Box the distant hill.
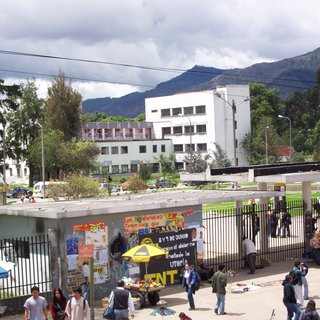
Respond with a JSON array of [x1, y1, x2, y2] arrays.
[[83, 48, 320, 117]]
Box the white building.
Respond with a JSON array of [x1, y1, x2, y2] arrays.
[[82, 122, 172, 175], [145, 85, 251, 169]]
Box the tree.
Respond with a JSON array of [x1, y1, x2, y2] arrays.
[[0, 79, 21, 188], [155, 153, 176, 178], [210, 143, 231, 168], [45, 73, 82, 140], [6, 79, 44, 185], [138, 162, 152, 182], [125, 173, 147, 193], [184, 151, 209, 173]]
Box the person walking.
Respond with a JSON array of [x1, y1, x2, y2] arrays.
[[281, 210, 291, 238], [300, 262, 309, 300], [24, 286, 48, 320], [282, 274, 301, 320], [211, 264, 227, 316], [50, 288, 67, 320], [301, 300, 320, 320], [108, 279, 135, 320], [181, 263, 197, 311], [65, 287, 89, 320], [242, 236, 257, 274], [291, 261, 304, 308]]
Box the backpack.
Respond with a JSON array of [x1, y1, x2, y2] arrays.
[[193, 271, 201, 291]]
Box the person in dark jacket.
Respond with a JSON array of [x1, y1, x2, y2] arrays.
[[211, 264, 227, 315], [282, 274, 301, 320], [108, 280, 135, 320], [50, 288, 67, 320], [181, 263, 197, 311]]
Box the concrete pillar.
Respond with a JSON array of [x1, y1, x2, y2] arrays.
[[302, 181, 312, 212], [48, 229, 60, 290], [257, 182, 269, 256]]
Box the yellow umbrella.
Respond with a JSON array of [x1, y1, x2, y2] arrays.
[[122, 244, 168, 275]]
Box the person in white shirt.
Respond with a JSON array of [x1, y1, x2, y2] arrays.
[[242, 236, 257, 274], [65, 287, 89, 320]]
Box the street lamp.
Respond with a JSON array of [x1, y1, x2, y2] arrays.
[[278, 115, 292, 163], [265, 126, 269, 164], [36, 122, 45, 198], [215, 93, 249, 166], [178, 113, 193, 154]]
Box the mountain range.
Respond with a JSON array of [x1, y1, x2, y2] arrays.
[[82, 47, 320, 118]]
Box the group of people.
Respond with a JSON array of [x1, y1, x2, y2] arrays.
[[267, 207, 292, 238], [282, 260, 319, 320], [24, 286, 89, 320], [24, 280, 135, 320]]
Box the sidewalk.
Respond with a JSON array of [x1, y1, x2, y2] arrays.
[[2, 260, 319, 320]]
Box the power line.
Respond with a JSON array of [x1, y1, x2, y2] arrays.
[[0, 49, 317, 90]]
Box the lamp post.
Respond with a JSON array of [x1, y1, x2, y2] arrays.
[[278, 115, 292, 163], [36, 122, 45, 198], [178, 113, 193, 154], [265, 126, 269, 164], [215, 93, 249, 166]]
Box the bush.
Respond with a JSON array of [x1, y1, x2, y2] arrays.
[[64, 175, 100, 199]]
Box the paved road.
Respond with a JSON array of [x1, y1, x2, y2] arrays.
[[2, 259, 319, 320]]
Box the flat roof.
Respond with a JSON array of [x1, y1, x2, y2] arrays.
[[0, 189, 284, 219]]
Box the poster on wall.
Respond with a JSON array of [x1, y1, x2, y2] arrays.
[[124, 210, 193, 235], [65, 221, 109, 293], [138, 228, 196, 285], [187, 223, 204, 259]]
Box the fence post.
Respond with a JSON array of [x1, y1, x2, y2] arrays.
[[48, 229, 60, 290]]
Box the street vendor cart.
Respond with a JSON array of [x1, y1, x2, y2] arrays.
[[124, 283, 165, 307]]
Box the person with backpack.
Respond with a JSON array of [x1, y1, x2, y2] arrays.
[[211, 264, 227, 315], [65, 287, 89, 320], [300, 300, 320, 320], [182, 263, 197, 311], [290, 261, 304, 308], [282, 274, 301, 320]]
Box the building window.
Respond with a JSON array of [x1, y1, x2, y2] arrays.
[[196, 124, 206, 133], [131, 164, 138, 173], [185, 144, 195, 152], [151, 109, 158, 113], [17, 166, 21, 178], [139, 145, 147, 153], [195, 105, 206, 114], [172, 107, 182, 116], [175, 162, 184, 171], [121, 146, 128, 154], [101, 147, 109, 155], [9, 168, 13, 176], [112, 165, 119, 174], [121, 165, 129, 173], [24, 168, 28, 176], [152, 163, 159, 173], [173, 144, 183, 152], [184, 106, 193, 115], [111, 146, 119, 154], [173, 126, 183, 134], [153, 145, 157, 153], [161, 109, 170, 117], [184, 125, 194, 134], [162, 127, 171, 136], [161, 144, 166, 152], [197, 143, 207, 152]]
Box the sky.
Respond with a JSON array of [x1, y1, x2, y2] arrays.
[[0, 0, 319, 101]]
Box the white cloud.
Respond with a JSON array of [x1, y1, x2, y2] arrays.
[[0, 0, 319, 99]]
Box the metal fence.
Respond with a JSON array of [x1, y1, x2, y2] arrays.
[[202, 199, 310, 271], [0, 235, 52, 299]]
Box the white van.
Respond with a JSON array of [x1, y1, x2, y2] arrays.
[[33, 181, 66, 198]]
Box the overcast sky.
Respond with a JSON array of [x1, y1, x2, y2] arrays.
[[0, 0, 319, 100]]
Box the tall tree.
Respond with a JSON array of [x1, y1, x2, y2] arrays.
[[45, 73, 82, 140], [155, 153, 176, 178], [210, 143, 231, 168], [6, 79, 44, 185], [0, 79, 21, 187], [184, 151, 210, 173]]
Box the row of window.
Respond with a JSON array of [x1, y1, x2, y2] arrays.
[[101, 144, 166, 155], [158, 105, 206, 117], [94, 163, 160, 175], [162, 124, 206, 135], [173, 143, 207, 152]]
